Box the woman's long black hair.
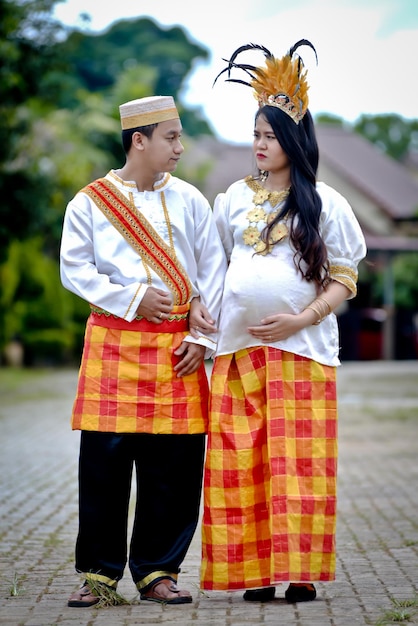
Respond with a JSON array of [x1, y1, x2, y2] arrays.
[[257, 105, 329, 291]]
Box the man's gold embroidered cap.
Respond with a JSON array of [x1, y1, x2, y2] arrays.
[[119, 96, 179, 130]]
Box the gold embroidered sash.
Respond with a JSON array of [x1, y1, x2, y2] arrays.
[[82, 178, 192, 305]]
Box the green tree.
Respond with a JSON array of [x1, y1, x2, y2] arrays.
[[392, 253, 418, 310], [354, 114, 418, 162], [0, 238, 89, 365], [315, 113, 345, 127], [56, 17, 213, 137], [0, 0, 68, 261]]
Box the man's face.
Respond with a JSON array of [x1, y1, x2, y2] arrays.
[[143, 119, 184, 173]]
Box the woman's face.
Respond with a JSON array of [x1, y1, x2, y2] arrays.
[[253, 113, 290, 177]]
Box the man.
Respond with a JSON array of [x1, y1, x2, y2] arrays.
[[60, 95, 226, 607]]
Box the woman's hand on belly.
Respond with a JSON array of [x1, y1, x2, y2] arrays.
[[247, 311, 307, 342]]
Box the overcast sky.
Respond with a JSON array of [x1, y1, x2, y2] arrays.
[[53, 0, 418, 144]]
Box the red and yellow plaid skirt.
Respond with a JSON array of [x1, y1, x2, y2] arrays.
[[201, 346, 337, 590], [71, 305, 209, 434]]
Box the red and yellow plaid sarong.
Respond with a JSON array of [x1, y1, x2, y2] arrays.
[[201, 347, 337, 590], [71, 304, 209, 434]]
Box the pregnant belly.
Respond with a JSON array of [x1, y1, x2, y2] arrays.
[[224, 257, 315, 325]]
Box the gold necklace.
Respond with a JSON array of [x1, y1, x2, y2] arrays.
[[245, 175, 290, 207], [243, 176, 290, 255]]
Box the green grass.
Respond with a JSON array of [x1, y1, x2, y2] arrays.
[[85, 578, 132, 607], [9, 572, 26, 597], [374, 597, 418, 625]]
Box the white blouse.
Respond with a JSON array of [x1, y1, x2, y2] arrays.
[[60, 170, 227, 355], [214, 179, 367, 366]]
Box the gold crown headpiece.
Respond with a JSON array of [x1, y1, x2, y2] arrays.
[[214, 40, 317, 124]]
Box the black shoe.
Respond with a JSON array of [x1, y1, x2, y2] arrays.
[[285, 583, 316, 603], [243, 587, 276, 602]]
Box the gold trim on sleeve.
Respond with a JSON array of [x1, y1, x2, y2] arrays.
[[329, 264, 358, 296]]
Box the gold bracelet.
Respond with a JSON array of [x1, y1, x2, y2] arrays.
[[305, 296, 332, 326], [316, 297, 332, 316], [305, 305, 322, 325]]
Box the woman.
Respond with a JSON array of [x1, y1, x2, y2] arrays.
[[193, 41, 367, 603]]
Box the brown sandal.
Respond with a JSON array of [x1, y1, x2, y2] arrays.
[[140, 578, 192, 604], [68, 583, 100, 608]]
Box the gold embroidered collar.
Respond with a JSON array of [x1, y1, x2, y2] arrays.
[[245, 175, 290, 207], [243, 176, 290, 255], [108, 169, 171, 191]]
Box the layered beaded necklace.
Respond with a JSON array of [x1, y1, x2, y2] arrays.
[[243, 175, 290, 255]]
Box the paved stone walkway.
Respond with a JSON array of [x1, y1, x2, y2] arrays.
[[0, 361, 417, 626]]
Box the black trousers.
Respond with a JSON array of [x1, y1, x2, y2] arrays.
[[75, 431, 206, 588]]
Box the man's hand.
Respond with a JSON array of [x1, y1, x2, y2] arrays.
[[136, 287, 172, 323], [173, 341, 206, 377], [189, 297, 217, 339]]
